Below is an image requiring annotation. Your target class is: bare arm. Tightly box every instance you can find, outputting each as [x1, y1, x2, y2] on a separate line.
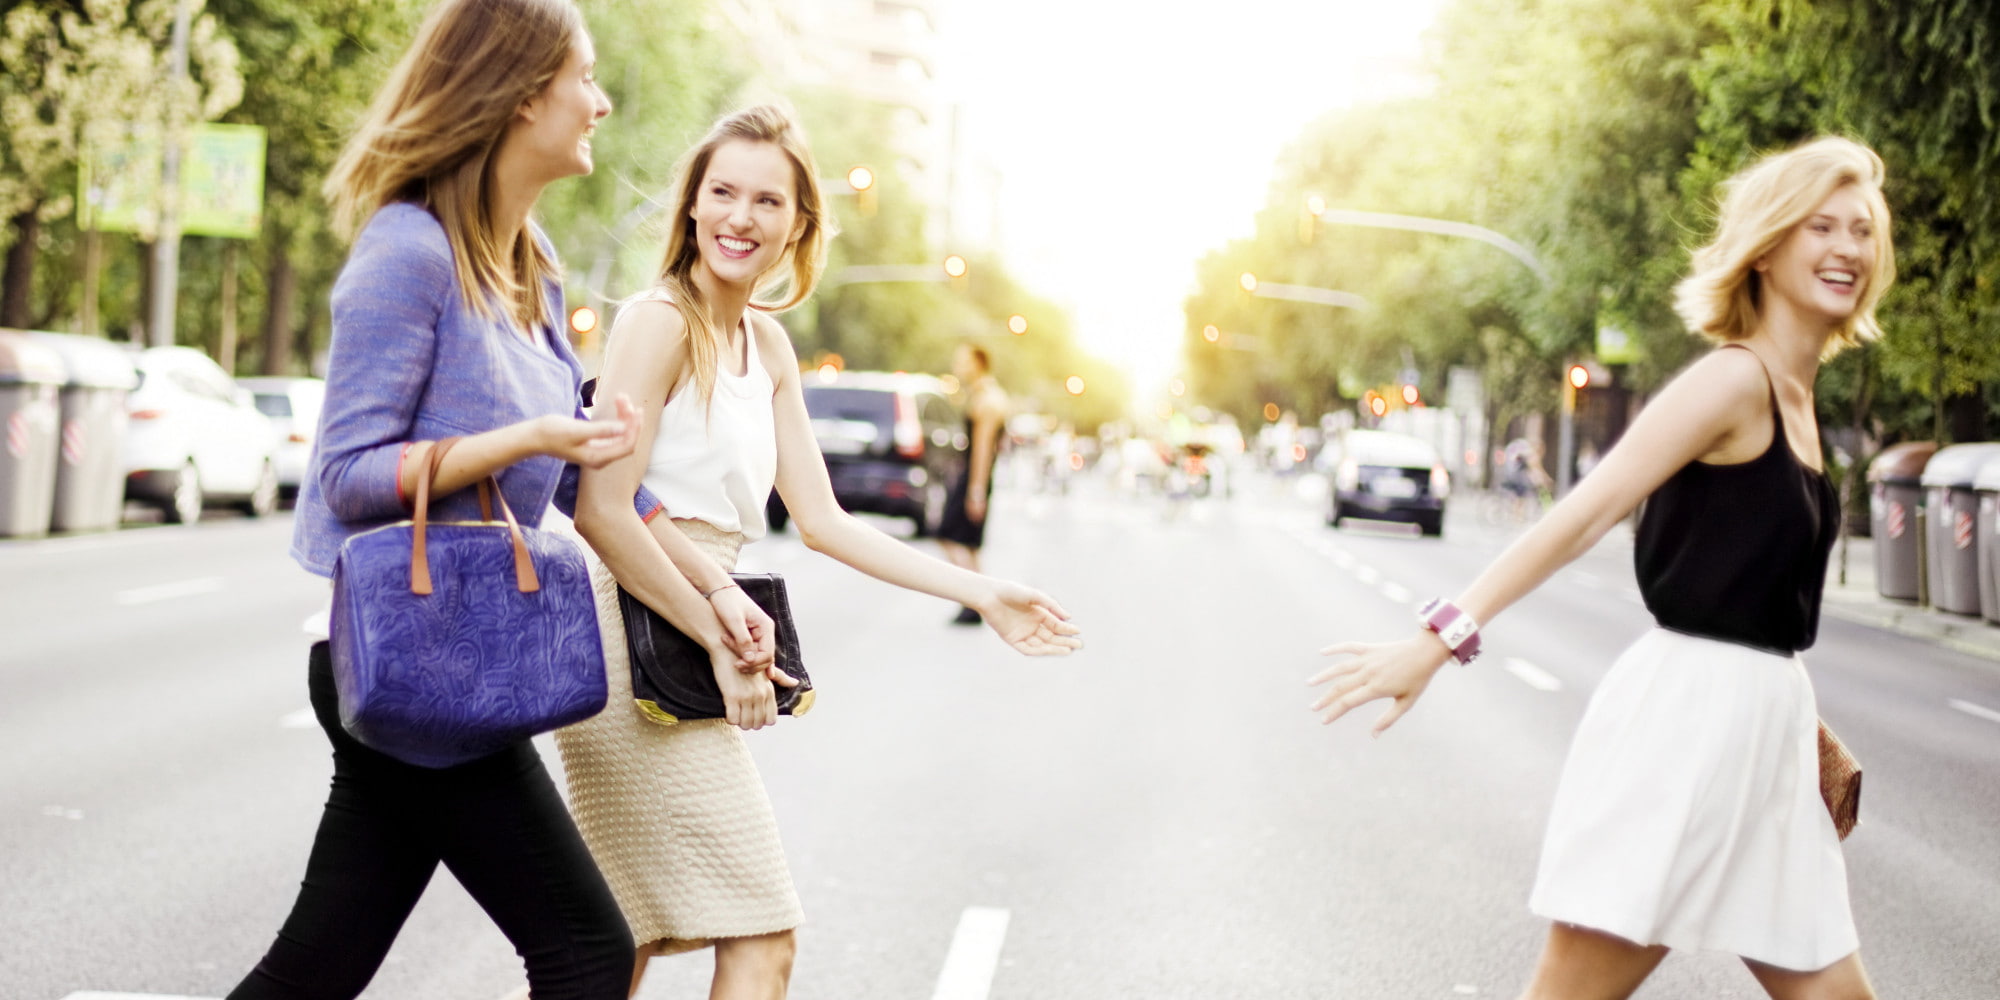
[759, 320, 1080, 655]
[1310, 349, 1776, 733]
[573, 302, 728, 650]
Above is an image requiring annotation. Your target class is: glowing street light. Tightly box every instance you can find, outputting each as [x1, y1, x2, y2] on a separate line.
[1169, 377, 1186, 397]
[1263, 402, 1280, 422]
[1400, 383, 1420, 406]
[1065, 375, 1086, 396]
[943, 254, 969, 279]
[1202, 324, 1221, 344]
[568, 306, 600, 351]
[1568, 364, 1591, 389]
[1305, 194, 1327, 216]
[846, 165, 875, 192]
[1238, 271, 1258, 293]
[1007, 314, 1029, 335]
[1369, 394, 1389, 418]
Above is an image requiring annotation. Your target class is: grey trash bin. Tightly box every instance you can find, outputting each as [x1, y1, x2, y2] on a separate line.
[1974, 455, 2000, 624]
[31, 333, 138, 532]
[1921, 442, 2000, 615]
[1868, 442, 1937, 602]
[0, 329, 65, 537]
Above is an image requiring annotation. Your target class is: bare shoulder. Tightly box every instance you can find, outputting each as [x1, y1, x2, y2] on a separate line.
[1659, 346, 1771, 417]
[970, 380, 1009, 417]
[748, 310, 800, 373]
[610, 295, 688, 345]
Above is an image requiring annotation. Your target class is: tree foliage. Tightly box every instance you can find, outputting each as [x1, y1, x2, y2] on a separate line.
[1186, 0, 2000, 449]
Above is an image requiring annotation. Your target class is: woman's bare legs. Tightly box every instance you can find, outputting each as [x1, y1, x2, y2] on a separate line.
[1517, 922, 1668, 1000]
[1744, 952, 1875, 1000]
[623, 932, 796, 1000]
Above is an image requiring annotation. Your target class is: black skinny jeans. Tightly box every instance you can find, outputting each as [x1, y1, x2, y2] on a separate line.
[229, 642, 633, 999]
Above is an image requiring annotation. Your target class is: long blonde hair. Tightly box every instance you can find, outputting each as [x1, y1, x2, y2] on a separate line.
[324, 0, 583, 331]
[1674, 136, 1896, 357]
[655, 105, 834, 404]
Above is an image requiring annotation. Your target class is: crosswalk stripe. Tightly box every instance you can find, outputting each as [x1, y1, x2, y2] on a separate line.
[1501, 657, 1564, 692]
[60, 993, 219, 999]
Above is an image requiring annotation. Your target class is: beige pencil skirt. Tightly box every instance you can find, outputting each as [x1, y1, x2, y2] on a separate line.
[553, 518, 802, 954]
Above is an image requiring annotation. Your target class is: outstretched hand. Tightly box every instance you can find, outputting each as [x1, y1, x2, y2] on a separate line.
[978, 581, 1083, 656]
[541, 393, 641, 468]
[1307, 632, 1453, 736]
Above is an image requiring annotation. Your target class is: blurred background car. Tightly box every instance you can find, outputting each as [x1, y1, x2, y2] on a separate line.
[767, 371, 965, 536]
[1322, 428, 1450, 536]
[122, 347, 280, 523]
[237, 376, 325, 500]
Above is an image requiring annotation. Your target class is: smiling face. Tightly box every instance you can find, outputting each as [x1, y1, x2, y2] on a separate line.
[511, 35, 611, 183]
[689, 139, 803, 288]
[1757, 185, 1877, 327]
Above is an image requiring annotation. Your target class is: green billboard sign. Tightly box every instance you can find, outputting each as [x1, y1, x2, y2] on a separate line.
[79, 123, 266, 239]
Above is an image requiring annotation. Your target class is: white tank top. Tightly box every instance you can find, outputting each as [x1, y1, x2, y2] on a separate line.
[638, 305, 777, 541]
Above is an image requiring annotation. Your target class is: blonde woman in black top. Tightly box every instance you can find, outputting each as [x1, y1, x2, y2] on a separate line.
[1311, 137, 1891, 999]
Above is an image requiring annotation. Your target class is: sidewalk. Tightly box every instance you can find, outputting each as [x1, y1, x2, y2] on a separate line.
[1820, 533, 2000, 662]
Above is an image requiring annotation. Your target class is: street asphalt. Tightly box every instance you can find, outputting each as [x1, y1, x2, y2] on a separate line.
[2, 471, 1996, 999]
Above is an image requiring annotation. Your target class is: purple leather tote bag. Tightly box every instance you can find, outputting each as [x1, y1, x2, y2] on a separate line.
[329, 438, 607, 768]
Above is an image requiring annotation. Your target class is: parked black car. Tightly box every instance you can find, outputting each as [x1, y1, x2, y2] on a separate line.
[768, 372, 966, 535]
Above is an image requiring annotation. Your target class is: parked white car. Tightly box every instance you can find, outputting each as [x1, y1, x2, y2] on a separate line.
[238, 376, 325, 498]
[123, 347, 281, 523]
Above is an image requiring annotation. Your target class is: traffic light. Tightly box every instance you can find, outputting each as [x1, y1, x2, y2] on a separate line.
[1400, 383, 1420, 406]
[568, 306, 599, 352]
[943, 254, 968, 279]
[1568, 364, 1591, 389]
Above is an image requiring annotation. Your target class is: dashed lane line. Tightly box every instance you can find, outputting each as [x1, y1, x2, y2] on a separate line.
[279, 708, 317, 729]
[1379, 581, 1413, 605]
[114, 576, 223, 606]
[1948, 698, 2000, 726]
[931, 906, 1012, 1000]
[1501, 657, 1564, 692]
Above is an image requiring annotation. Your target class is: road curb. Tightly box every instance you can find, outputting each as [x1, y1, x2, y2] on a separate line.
[1821, 595, 2000, 664]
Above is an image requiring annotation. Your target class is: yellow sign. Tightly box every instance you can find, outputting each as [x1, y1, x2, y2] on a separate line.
[79, 123, 267, 239]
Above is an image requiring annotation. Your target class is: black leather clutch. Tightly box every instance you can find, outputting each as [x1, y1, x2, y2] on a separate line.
[617, 573, 814, 724]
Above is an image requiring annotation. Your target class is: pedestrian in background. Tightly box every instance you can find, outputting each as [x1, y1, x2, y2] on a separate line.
[1310, 135, 1891, 999]
[228, 1, 652, 996]
[938, 343, 1010, 623]
[561, 104, 1083, 999]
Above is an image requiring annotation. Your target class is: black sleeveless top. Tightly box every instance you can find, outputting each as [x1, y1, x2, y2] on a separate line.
[1634, 350, 1842, 654]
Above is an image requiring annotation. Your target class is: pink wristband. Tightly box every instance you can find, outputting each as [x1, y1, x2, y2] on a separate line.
[1417, 597, 1483, 665]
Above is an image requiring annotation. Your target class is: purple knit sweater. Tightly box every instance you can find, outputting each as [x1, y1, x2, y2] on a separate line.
[290, 202, 657, 577]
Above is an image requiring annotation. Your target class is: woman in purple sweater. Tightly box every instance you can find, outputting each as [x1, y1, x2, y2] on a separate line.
[229, 1, 673, 996]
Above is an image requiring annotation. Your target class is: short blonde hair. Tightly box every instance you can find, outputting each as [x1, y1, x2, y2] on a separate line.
[1674, 136, 1896, 356]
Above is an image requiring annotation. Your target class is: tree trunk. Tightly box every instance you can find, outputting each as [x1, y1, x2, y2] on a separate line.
[133, 240, 154, 344]
[79, 228, 101, 337]
[2, 208, 40, 329]
[260, 245, 297, 375]
[1947, 389, 1984, 444]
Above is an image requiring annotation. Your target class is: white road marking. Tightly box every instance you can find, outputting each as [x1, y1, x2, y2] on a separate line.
[1501, 657, 1563, 692]
[1379, 581, 1413, 605]
[1948, 698, 2000, 725]
[1331, 550, 1356, 570]
[1353, 565, 1380, 585]
[114, 576, 223, 606]
[931, 906, 1011, 1000]
[279, 708, 317, 729]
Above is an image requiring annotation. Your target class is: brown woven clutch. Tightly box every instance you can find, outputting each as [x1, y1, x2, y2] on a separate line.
[1818, 720, 1861, 841]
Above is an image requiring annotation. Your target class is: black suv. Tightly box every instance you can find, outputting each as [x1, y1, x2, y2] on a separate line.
[768, 372, 967, 535]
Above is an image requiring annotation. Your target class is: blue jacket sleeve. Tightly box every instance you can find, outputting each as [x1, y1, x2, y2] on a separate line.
[312, 214, 450, 522]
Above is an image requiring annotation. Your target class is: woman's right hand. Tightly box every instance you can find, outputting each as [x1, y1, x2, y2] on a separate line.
[536, 393, 640, 468]
[709, 584, 778, 673]
[711, 648, 782, 731]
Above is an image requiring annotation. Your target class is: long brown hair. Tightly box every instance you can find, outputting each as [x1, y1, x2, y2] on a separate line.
[324, 0, 583, 331]
[655, 105, 835, 404]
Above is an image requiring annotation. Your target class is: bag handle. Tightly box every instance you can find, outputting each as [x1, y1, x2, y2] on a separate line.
[408, 436, 541, 596]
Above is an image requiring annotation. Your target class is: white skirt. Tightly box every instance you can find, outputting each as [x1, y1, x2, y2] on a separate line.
[1529, 628, 1858, 972]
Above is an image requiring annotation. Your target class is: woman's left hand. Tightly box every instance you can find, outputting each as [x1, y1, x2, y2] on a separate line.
[1307, 633, 1453, 735]
[977, 581, 1083, 656]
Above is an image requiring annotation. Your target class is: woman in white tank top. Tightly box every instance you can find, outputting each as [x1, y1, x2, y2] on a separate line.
[562, 106, 1083, 1000]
